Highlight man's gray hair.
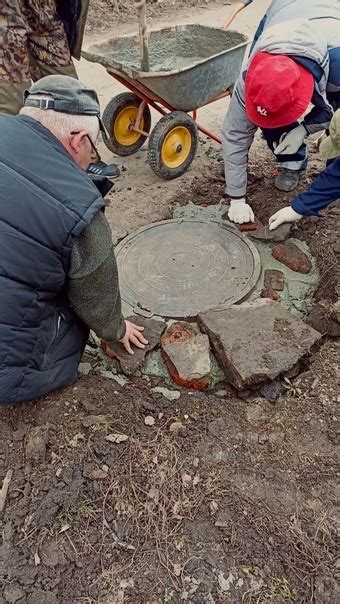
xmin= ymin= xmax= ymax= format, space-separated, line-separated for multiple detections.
xmin=20 ymin=94 xmax=100 ymax=142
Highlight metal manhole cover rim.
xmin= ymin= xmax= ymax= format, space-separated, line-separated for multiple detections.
xmin=115 ymin=218 xmax=261 ymax=317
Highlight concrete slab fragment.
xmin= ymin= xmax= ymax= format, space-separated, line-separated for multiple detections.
xmin=102 ymin=316 xmax=166 ymax=376
xmin=163 ymin=334 xmax=211 ymax=382
xmin=249 ymin=224 xmax=291 ymax=242
xmin=198 ymin=299 xmax=321 ymax=390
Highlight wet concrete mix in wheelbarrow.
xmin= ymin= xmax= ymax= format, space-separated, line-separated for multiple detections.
xmin=98 ymin=26 xmax=246 ymax=73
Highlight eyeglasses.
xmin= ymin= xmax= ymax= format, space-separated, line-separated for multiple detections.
xmin=70 ymin=131 xmax=102 ymax=162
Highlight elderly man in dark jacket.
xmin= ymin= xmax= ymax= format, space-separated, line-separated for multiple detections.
xmin=0 ymin=0 xmax=118 ymax=178
xmin=0 ymin=75 xmax=147 ymax=405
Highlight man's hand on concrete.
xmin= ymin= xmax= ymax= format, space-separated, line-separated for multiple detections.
xmin=269 ymin=206 xmax=302 ymax=230
xmin=274 ymin=124 xmax=307 ymax=156
xmin=228 ymin=198 xmax=255 ymax=224
xmin=119 ymin=320 xmax=148 ymax=355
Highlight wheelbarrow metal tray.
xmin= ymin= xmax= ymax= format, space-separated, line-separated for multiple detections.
xmin=83 ymin=24 xmax=249 ymax=112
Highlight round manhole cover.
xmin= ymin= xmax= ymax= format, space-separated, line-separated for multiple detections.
xmin=115 ymin=219 xmax=261 ymax=318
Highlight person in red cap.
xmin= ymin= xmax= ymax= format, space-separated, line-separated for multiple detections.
xmin=222 ymin=0 xmax=340 ymax=224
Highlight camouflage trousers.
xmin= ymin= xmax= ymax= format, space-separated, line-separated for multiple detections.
xmin=0 ymin=0 xmax=77 ymax=114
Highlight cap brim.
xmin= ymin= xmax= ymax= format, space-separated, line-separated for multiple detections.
xmin=319 ymin=135 xmax=339 ymax=160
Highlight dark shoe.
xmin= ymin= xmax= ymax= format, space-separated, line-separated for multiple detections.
xmin=275 ymin=169 xmax=300 ymax=192
xmin=87 ymin=161 xmax=120 ymax=179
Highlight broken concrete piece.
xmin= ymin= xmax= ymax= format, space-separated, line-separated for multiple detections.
xmin=163 ymin=334 xmax=211 ymax=381
xmin=198 ymin=299 xmax=321 ymax=390
xmin=25 ymin=425 xmax=49 ymax=463
xmin=151 ymin=386 xmax=181 ymax=401
xmin=161 ymin=322 xmax=211 ymax=389
xmin=101 ymin=316 xmax=166 ymax=376
xmin=272 ymin=241 xmax=312 ymax=274
xmin=307 ymin=302 xmax=340 ymax=337
xmin=249 ymin=223 xmax=291 ymax=242
xmin=78 ymin=362 xmax=92 ymax=376
xmin=264 ymin=269 xmax=284 ymax=291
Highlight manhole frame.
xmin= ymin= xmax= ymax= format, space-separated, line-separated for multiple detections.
xmin=115 ymin=218 xmax=262 ymax=318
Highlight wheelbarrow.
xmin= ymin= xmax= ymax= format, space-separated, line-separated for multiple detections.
xmin=82 ymin=2 xmax=252 ymax=180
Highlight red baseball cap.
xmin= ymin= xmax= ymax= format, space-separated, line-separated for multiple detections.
xmin=245 ymin=52 xmax=314 ymax=128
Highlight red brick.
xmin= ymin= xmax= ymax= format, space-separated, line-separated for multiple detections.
xmin=237 ymin=219 xmax=263 ymax=233
xmin=272 ymin=242 xmax=312 ymax=274
xmin=260 ymin=288 xmax=281 ymax=301
xmin=161 ymin=322 xmax=210 ymax=391
xmin=264 ymin=269 xmax=284 ymax=291
xmin=160 ymin=321 xmax=195 ymax=347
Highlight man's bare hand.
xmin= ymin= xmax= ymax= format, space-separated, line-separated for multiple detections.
xmin=119 ymin=320 xmax=148 ymax=355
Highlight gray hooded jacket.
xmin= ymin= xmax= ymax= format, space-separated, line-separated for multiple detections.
xmin=222 ymin=0 xmax=340 ymax=198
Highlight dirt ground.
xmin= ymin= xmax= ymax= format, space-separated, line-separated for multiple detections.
xmin=1 ymin=1 xmax=340 ymax=603
xmin=86 ymin=0 xmax=222 ymax=33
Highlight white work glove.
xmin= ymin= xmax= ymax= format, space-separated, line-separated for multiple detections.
xmin=274 ymin=124 xmax=307 ymax=156
xmin=228 ymin=198 xmax=255 ymax=224
xmin=269 ymin=206 xmax=303 ymax=231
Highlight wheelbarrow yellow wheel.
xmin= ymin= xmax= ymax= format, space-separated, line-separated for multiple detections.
xmin=148 ymin=112 xmax=198 ymax=179
xmin=102 ymin=92 xmax=151 ymax=156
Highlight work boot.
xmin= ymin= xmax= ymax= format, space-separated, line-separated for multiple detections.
xmin=87 ymin=161 xmax=120 ymax=179
xmin=275 ymin=169 xmax=300 ymax=192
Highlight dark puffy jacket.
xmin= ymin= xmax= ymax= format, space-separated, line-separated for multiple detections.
xmin=0 ymin=114 xmax=104 ymax=404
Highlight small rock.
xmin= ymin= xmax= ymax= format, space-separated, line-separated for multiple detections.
xmin=263 ymin=466 xmax=275 ymax=479
xmin=169 ymin=421 xmax=183 ymax=433
xmin=264 ymin=269 xmax=284 ymax=291
xmin=34 ymin=552 xmax=41 ymax=566
xmin=249 ymin=223 xmax=291 ymax=242
xmin=144 ymin=416 xmax=155 ymax=426
xmin=151 ymin=386 xmax=181 ymax=401
xmin=173 ymin=564 xmax=182 ymax=577
xmin=78 ymin=362 xmax=92 ymax=376
xmin=258 ymin=433 xmax=269 ymax=445
xmin=82 ymin=415 xmax=108 ymax=428
xmin=260 ymin=379 xmax=283 ymax=402
xmin=209 ymin=500 xmax=219 ymax=515
xmin=105 ymin=433 xmax=129 ymax=444
xmin=181 ymin=472 xmax=192 ymax=485
xmin=260 ymin=287 xmax=280 ymax=301
xmin=4 ymin=584 xmax=24 ymax=603
xmin=25 ymin=425 xmax=49 ymax=463
xmin=90 ymin=468 xmax=108 ymax=480
xmin=272 ymin=241 xmax=312 ymax=274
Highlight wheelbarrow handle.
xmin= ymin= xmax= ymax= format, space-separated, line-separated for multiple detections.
xmin=223 ymin=0 xmax=253 ymax=29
